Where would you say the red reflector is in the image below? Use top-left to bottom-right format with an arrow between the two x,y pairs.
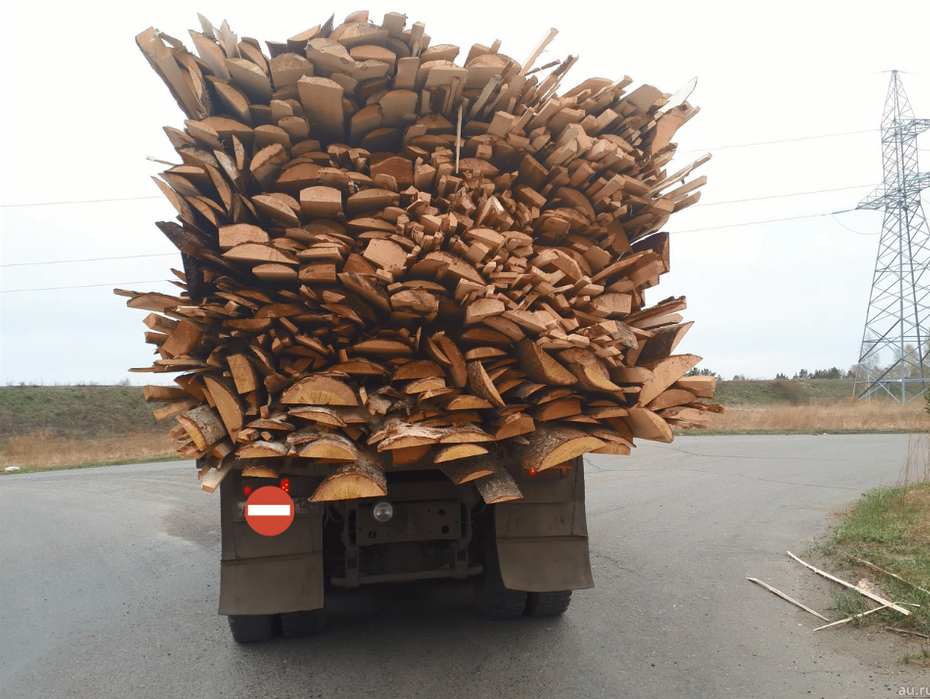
528,468 -> 537,476
242,484 -> 252,497
279,477 -> 289,493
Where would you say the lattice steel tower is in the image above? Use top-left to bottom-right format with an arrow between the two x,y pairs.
854,71 -> 930,402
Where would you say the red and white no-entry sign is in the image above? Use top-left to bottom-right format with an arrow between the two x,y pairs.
244,486 -> 294,536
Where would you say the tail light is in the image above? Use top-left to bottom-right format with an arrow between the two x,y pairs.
242,476 -> 289,497
524,465 -> 571,479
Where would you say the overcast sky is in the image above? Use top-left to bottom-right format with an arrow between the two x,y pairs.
1,0 -> 928,385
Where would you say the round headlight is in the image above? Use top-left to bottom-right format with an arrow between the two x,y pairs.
372,501 -> 394,523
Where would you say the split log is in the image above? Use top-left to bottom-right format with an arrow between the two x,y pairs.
295,432 -> 359,461
309,454 -> 387,501
281,375 -> 359,406
177,405 -> 226,450
474,466 -> 523,504
515,427 -> 605,471
439,457 -> 496,483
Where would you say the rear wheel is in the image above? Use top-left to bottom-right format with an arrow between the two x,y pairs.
474,514 -> 527,620
525,590 -> 572,617
227,614 -> 275,643
279,609 -> 326,638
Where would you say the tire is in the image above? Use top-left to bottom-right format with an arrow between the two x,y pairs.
279,609 -> 326,638
525,590 -> 572,617
474,518 -> 527,620
227,614 -> 275,643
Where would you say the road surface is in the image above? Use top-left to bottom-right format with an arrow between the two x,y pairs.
1,435 -> 927,698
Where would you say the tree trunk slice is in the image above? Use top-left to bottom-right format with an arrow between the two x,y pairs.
435,334 -> 467,388
281,375 -> 358,406
391,444 -> 431,465
474,466 -> 523,504
203,375 -> 244,441
645,388 -> 697,411
295,433 -> 359,461
466,361 -> 505,408
177,405 -> 226,451
236,440 -> 289,458
161,320 -> 202,357
516,427 -> 605,471
637,354 -> 702,406
434,443 -> 490,463
623,408 -> 673,443
241,463 -> 280,478
517,339 -> 576,386
310,455 -> 387,501
440,457 -> 496,483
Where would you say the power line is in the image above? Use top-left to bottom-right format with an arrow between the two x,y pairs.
2,209 -> 863,292
0,280 -> 174,294
0,129 -> 884,210
0,183 -> 884,268
677,128 -> 876,154
672,209 -> 856,235
1,252 -> 178,268
0,195 -> 162,209
693,183 -> 875,208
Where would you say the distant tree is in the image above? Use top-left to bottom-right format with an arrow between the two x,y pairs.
732,374 -> 747,381
795,369 -> 810,379
685,367 -> 721,380
775,372 -> 788,380
811,367 -> 843,379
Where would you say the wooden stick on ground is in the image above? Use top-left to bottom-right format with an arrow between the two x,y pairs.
746,577 -> 829,621
844,553 -> 930,596
884,627 -> 930,639
813,605 -> 889,631
786,552 -> 912,616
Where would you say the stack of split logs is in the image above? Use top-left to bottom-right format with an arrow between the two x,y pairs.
124,11 -> 720,504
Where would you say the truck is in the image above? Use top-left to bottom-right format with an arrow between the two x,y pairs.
217,454 -> 592,642
134,12 -> 713,644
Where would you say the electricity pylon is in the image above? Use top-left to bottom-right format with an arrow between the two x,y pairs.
853,70 -> 930,402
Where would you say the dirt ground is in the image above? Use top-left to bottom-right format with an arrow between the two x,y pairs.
790,521 -> 930,687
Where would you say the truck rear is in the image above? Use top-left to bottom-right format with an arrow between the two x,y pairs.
129,10 -> 717,645
217,454 -> 591,642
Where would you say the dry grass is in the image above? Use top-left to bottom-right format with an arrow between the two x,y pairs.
703,399 -> 927,434
899,433 -> 930,487
0,430 -> 177,471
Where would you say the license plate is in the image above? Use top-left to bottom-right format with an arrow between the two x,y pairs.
235,498 -> 321,521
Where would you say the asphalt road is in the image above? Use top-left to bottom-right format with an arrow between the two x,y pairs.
1,435 -> 927,699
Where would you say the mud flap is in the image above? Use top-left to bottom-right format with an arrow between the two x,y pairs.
494,458 -> 595,592
219,554 -> 324,615
218,474 -> 325,615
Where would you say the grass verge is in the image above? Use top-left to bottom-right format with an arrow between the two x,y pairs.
0,431 -> 179,473
820,478 -> 930,658
696,401 -> 927,434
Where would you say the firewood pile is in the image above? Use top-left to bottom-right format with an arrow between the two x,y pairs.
122,11 -> 720,504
